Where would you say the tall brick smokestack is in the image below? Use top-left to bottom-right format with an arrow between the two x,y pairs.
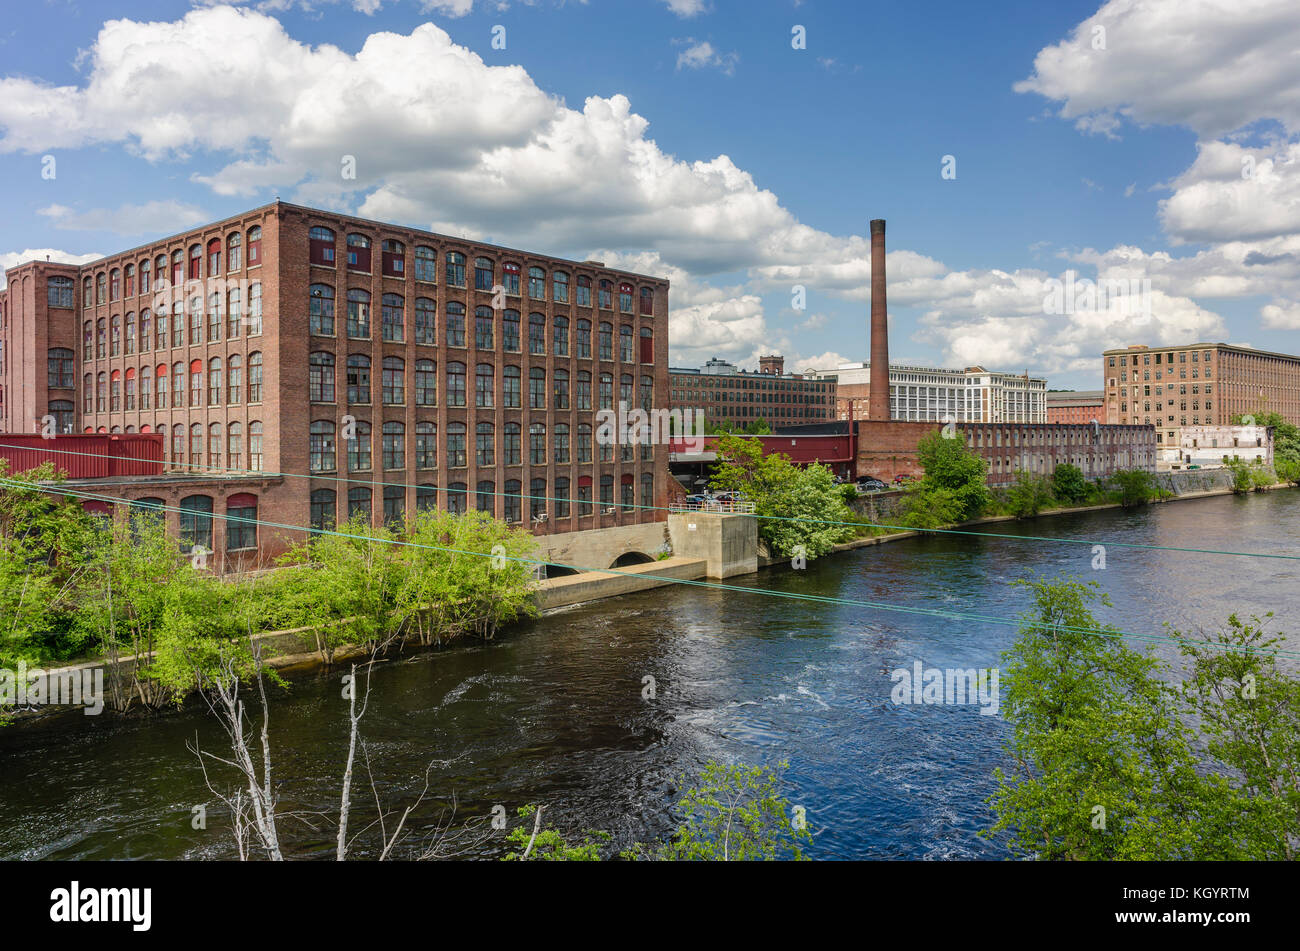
869,218 -> 890,421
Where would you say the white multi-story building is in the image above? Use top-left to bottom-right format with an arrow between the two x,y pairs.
1156,424 -> 1273,470
806,362 -> 1046,424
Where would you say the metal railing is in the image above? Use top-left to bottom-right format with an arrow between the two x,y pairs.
668,499 -> 755,514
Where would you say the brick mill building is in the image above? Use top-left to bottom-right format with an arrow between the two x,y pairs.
1045,390 -> 1105,425
1103,343 -> 1300,446
0,201 -> 670,570
668,354 -> 837,429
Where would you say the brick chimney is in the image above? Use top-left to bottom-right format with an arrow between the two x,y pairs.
869,219 -> 890,421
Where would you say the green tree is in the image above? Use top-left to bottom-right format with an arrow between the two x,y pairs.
901,432 -> 990,527
1233,412 -> 1299,463
709,434 -> 853,559
1109,469 -> 1159,508
1050,463 -> 1088,505
502,805 -> 610,861
1006,470 -> 1054,518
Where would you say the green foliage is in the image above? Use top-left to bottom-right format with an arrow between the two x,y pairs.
502,805 -> 611,861
706,418 -> 772,436
1276,457 -> 1300,486
646,760 -> 811,861
901,432 -> 990,527
1050,463 -> 1088,505
1233,412 -> 1300,463
709,434 -> 853,559
1108,469 -> 1160,508
1006,470 -> 1054,519
1225,459 -> 1277,495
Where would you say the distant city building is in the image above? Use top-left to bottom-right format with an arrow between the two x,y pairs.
1046,390 -> 1105,425
806,362 -> 1047,424
669,354 -> 837,430
956,422 -> 1157,486
1156,424 -> 1273,470
1103,343 -> 1300,447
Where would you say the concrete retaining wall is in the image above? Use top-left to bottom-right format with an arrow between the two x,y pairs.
534,519 -> 672,571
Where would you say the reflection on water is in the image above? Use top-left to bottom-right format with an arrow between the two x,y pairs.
1,491 -> 1297,860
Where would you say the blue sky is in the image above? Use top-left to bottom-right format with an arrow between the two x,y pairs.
2,0 -> 1299,389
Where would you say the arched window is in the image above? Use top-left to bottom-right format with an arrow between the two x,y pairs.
110,315 -> 121,356
309,352 -> 335,402
504,422 -> 521,465
553,270 -> 569,304
639,286 -> 654,316
172,299 -> 184,347
446,251 -> 466,286
502,262 -> 520,295
310,420 -> 337,472
139,309 -> 151,352
347,289 -> 371,338
475,422 -> 494,466
96,272 -> 107,304
416,421 -> 437,469
347,354 -> 371,404
310,488 -> 336,533
503,310 -> 520,351
207,238 -> 222,277
109,269 -> 121,301
228,353 -> 243,404
640,472 -> 654,509
47,400 -> 74,434
576,319 -> 591,359
124,264 -> 135,297
415,359 -> 437,406
179,495 -> 213,552
204,357 -> 220,405
189,244 -> 202,281
155,364 -> 167,409
599,372 -> 613,410
619,325 -> 633,362
140,260 -> 151,295
598,322 -> 613,360
504,479 -> 522,522
247,283 -> 261,335
227,232 -> 242,271
83,276 -> 92,307
215,289 -> 230,339
189,422 -> 204,468
553,368 -> 570,410
226,492 -> 257,551
529,422 -> 546,464
83,373 -> 93,414
125,312 -> 136,354
475,306 -> 494,349
190,358 -> 204,406
529,312 -> 546,355
447,361 -> 467,407
553,315 -> 569,357
348,421 -> 372,471
47,275 -> 74,309
110,370 -> 121,411
47,348 -> 74,388
309,226 -> 336,266
598,279 -> 613,310
346,233 -> 372,272
382,421 -> 405,469
171,424 -> 185,467
445,300 -> 465,347
247,226 -> 262,266
446,422 -> 467,468
381,239 -> 405,278
348,486 -> 372,523
172,361 -> 185,406
154,308 -> 167,350
96,371 -> 107,413
620,373 -> 633,407
618,282 -> 633,313
416,484 -> 437,512
384,484 -> 406,526
140,366 -> 153,410
475,363 -> 494,407
189,295 -> 203,345
554,477 -> 570,518
96,318 -> 106,359
124,369 -> 135,410
621,473 -> 635,511
476,480 -> 495,515
228,422 -> 243,470
250,420 -> 266,472
577,423 -> 592,463
414,245 -> 436,282
381,293 -> 404,342
530,478 -> 546,521
415,297 -> 436,344
83,321 -> 93,360
208,422 -> 223,468
503,365 -> 521,408
248,352 -> 263,402
600,473 -> 614,507
640,327 -> 653,363
528,266 -> 546,300
529,367 -> 546,409
554,422 -> 570,464
382,356 -> 405,405
474,256 -> 494,291
310,284 -> 335,335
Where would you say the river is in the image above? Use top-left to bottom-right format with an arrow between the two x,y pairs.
2,490 -> 1297,860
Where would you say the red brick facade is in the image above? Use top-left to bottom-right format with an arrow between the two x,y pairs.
0,201 -> 671,570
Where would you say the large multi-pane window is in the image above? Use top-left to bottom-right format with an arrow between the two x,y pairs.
600,474 -> 614,507
415,298 -> 436,344
48,276 -> 74,309
347,234 -> 372,271
310,352 -> 335,402
347,355 -> 371,403
640,287 -> 654,316
416,422 -> 437,469
502,263 -> 520,296
228,422 -> 243,470
208,422 -> 223,469
172,302 -> 184,347
228,233 -> 243,271
447,362 -> 467,406
503,366 -> 521,408
577,423 -> 592,463
476,422 -> 494,466
619,283 -> 634,313
475,307 -> 494,349
446,301 -> 466,347
530,478 -> 547,521
247,283 -> 262,335
599,372 -> 614,409
529,313 -> 546,355
417,485 -> 437,512
577,371 -> 592,410
125,313 -> 136,354
553,369 -> 569,410
381,239 -> 405,279
529,423 -> 546,464
415,359 -> 437,406
96,319 -> 106,358
310,489 -> 336,533
620,325 -> 634,362
47,348 -> 74,388
576,276 -> 592,308
503,310 -> 520,351
621,477 -> 635,512
346,421 -> 371,472
179,496 -> 213,553
446,422 -> 467,468
554,478 -> 570,518
310,284 -> 335,335
529,368 -> 546,409
598,280 -> 613,310
504,423 -> 521,465
577,479 -> 592,516
140,369 -> 152,410
415,246 -> 437,282
528,267 -> 545,300
553,271 -> 569,303
190,362 -> 203,407
475,364 -> 494,407
310,421 -> 336,471
139,310 -> 151,351
189,423 -> 203,468
446,251 -> 466,286
382,357 -> 405,405
208,293 -> 222,342
208,357 -> 223,405
348,487 -> 372,522
189,298 -> 203,345
382,421 -> 405,469
474,257 -> 494,291
314,227 -> 339,264
504,480 -> 522,522
381,293 -> 405,342
554,423 -> 570,464
553,316 -> 569,357
248,352 -> 263,402
384,485 -> 406,527
172,362 -> 184,407
347,289 -> 371,338
476,480 -> 495,515
577,319 -> 591,359
599,322 -> 613,360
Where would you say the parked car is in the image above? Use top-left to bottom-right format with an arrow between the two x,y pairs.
855,478 -> 887,492
685,493 -> 711,504
892,474 -> 915,485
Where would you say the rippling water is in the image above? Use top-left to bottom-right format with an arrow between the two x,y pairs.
2,491 -> 1297,860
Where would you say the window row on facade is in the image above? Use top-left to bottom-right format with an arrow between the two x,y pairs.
80,287 -> 263,361
306,229 -> 656,315
78,230 -> 264,309
81,354 -> 264,414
